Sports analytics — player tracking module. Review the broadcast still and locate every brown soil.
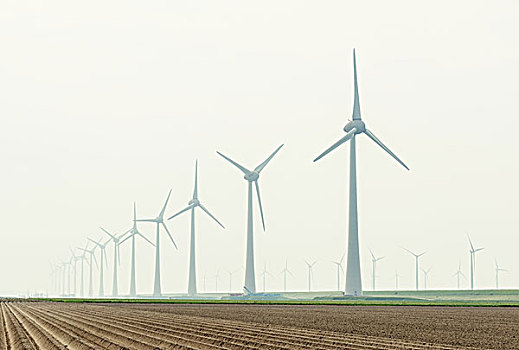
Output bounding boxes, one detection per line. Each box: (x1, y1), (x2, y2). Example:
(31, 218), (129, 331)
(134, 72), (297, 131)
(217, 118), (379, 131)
(1, 301), (517, 349)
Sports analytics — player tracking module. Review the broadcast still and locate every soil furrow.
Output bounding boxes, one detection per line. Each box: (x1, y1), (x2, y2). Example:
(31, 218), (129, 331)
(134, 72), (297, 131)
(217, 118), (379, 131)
(1, 303), (38, 350)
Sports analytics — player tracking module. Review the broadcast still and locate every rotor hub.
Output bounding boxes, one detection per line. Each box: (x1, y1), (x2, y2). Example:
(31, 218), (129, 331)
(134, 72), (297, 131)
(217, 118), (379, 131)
(343, 120), (365, 133)
(244, 172), (259, 182)
(189, 199), (200, 206)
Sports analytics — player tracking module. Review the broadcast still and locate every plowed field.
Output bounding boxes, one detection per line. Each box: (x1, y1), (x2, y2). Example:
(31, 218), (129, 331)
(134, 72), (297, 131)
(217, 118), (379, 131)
(0, 301), (516, 349)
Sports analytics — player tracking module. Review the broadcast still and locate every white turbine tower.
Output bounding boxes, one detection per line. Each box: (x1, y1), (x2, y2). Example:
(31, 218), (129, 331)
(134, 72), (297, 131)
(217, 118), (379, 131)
(78, 245), (98, 297)
(119, 203), (154, 298)
(495, 259), (507, 289)
(260, 262), (274, 292)
(369, 250), (384, 291)
(394, 271), (402, 291)
(313, 49), (409, 296)
(279, 260), (294, 292)
(101, 227), (129, 297)
(467, 234), (484, 290)
(168, 161), (224, 297)
(304, 260), (318, 292)
(88, 238), (110, 297)
(77, 242), (90, 297)
(422, 267), (431, 290)
(136, 189), (177, 297)
(402, 248), (426, 291)
(217, 144), (283, 294)
(331, 254), (345, 292)
(69, 249), (79, 297)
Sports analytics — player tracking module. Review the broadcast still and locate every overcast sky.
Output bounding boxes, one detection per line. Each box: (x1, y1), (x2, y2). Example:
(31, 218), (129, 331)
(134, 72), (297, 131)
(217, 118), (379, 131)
(1, 1), (518, 296)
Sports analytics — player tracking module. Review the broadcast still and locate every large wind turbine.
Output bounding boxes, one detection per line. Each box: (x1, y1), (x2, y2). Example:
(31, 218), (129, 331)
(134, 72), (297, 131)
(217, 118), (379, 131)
(369, 250), (384, 291)
(119, 203), (154, 297)
(402, 248), (425, 290)
(304, 260), (318, 292)
(217, 144), (283, 294)
(331, 254), (345, 292)
(78, 245), (98, 297)
(88, 238), (110, 297)
(137, 189), (177, 297)
(495, 259), (506, 289)
(101, 227), (129, 297)
(453, 261), (466, 290)
(168, 161), (224, 296)
(313, 49), (409, 296)
(467, 234), (484, 290)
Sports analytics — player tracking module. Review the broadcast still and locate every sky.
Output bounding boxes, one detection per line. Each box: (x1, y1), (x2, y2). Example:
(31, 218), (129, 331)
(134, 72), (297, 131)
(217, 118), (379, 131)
(1, 0), (518, 296)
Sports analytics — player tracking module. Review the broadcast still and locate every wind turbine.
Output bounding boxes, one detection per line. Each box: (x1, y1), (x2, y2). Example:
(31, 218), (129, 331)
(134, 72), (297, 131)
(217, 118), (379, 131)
(467, 234), (484, 290)
(119, 203), (154, 297)
(495, 259), (507, 289)
(453, 261), (466, 290)
(217, 144), (283, 294)
(422, 267), (431, 290)
(395, 270), (402, 291)
(168, 161), (224, 296)
(260, 262), (274, 292)
(369, 250), (384, 291)
(402, 248), (425, 290)
(69, 249), (79, 297)
(78, 245), (98, 297)
(101, 227), (129, 297)
(279, 260), (294, 292)
(225, 268), (241, 293)
(77, 242), (90, 297)
(331, 254), (345, 292)
(313, 49), (409, 296)
(304, 260), (318, 292)
(136, 189), (177, 297)
(88, 237), (110, 297)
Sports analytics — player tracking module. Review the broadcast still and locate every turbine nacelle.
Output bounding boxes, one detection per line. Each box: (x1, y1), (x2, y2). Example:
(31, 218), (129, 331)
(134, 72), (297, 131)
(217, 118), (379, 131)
(244, 171), (259, 182)
(344, 120), (365, 134)
(188, 198), (200, 206)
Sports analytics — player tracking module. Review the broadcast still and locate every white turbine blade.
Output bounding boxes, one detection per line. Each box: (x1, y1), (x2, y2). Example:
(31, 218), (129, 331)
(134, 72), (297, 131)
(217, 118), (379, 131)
(167, 205), (193, 221)
(137, 232), (155, 246)
(100, 227), (116, 240)
(466, 233), (475, 252)
(161, 222), (178, 249)
(88, 238), (101, 247)
(93, 253), (99, 268)
(352, 48), (361, 120)
(364, 129), (409, 170)
(339, 253), (345, 265)
(216, 151), (251, 175)
(417, 252), (427, 258)
(313, 129), (356, 162)
(199, 204), (225, 229)
(474, 247), (484, 253)
(254, 144), (284, 173)
(133, 202), (137, 222)
(135, 218), (157, 222)
(254, 181), (266, 231)
(376, 256), (385, 262)
(287, 270), (295, 278)
(401, 247), (416, 256)
(119, 233), (133, 245)
(159, 189), (172, 217)
(369, 250), (375, 260)
(193, 160), (198, 199)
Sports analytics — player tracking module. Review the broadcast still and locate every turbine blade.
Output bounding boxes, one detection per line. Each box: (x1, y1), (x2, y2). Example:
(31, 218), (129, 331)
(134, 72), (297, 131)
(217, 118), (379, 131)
(193, 160), (198, 199)
(159, 189), (172, 217)
(313, 129), (356, 162)
(401, 247), (416, 256)
(466, 233), (474, 251)
(287, 270), (295, 278)
(254, 181), (266, 231)
(93, 253), (98, 268)
(135, 218), (157, 223)
(216, 151), (251, 175)
(364, 129), (409, 170)
(88, 238), (101, 247)
(167, 205), (193, 221)
(475, 247), (484, 253)
(199, 204), (225, 229)
(133, 202), (137, 222)
(254, 144), (284, 173)
(100, 227), (116, 240)
(119, 233), (133, 245)
(352, 48), (361, 120)
(161, 222), (178, 249)
(137, 231), (155, 246)
(369, 249), (375, 260)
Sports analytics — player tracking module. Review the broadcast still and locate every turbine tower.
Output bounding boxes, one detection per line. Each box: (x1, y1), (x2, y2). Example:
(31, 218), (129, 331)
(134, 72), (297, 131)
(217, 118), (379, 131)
(394, 271), (402, 290)
(260, 262), (273, 292)
(495, 259), (507, 289)
(101, 227), (129, 297)
(304, 260), (318, 292)
(119, 203), (154, 297)
(69, 249), (79, 297)
(467, 234), (484, 290)
(88, 238), (110, 297)
(453, 261), (466, 290)
(77, 242), (90, 297)
(331, 254), (345, 292)
(137, 189), (177, 297)
(422, 267), (431, 290)
(313, 49), (409, 296)
(369, 250), (384, 291)
(403, 248), (425, 290)
(217, 144), (283, 294)
(78, 245), (98, 297)
(279, 260), (294, 292)
(168, 161), (225, 297)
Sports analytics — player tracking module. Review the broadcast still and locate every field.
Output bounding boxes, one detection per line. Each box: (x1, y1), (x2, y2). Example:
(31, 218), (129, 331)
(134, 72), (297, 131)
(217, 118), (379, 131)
(1, 300), (518, 349)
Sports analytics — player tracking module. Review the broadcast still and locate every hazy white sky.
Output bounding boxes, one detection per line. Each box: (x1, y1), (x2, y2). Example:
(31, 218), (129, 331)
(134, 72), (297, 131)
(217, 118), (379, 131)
(1, 1), (518, 295)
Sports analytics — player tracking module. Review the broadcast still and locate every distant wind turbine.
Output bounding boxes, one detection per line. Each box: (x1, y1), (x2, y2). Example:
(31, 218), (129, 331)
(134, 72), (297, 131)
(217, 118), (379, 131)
(260, 262), (274, 292)
(225, 267), (241, 293)
(331, 254), (345, 292)
(402, 248), (426, 290)
(77, 242), (90, 297)
(304, 260), (318, 292)
(279, 260), (294, 292)
(120, 203), (154, 297)
(422, 267), (431, 290)
(101, 227), (130, 297)
(313, 49), (409, 296)
(88, 237), (110, 297)
(467, 234), (484, 290)
(136, 189), (177, 297)
(453, 261), (466, 290)
(395, 271), (402, 290)
(369, 250), (384, 291)
(217, 144), (283, 294)
(78, 245), (98, 297)
(495, 259), (507, 289)
(69, 248), (79, 297)
(168, 161), (224, 296)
